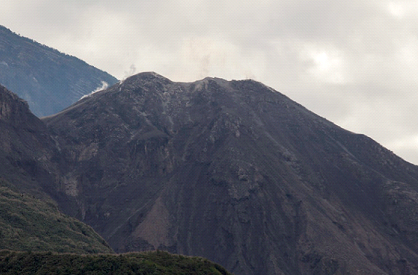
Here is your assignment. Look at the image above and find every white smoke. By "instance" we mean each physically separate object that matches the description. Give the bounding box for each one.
[123,64,137,80]
[79,81,109,100]
[117,64,137,87]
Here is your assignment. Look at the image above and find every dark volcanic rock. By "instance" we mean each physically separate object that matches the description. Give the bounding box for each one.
[0,84,58,196]
[44,72,418,274]
[0,25,118,117]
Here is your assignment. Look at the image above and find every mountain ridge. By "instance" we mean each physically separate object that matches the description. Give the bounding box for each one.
[0,84,59,196]
[0,25,118,117]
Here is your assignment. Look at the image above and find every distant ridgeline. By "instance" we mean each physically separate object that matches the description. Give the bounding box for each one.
[0,25,118,117]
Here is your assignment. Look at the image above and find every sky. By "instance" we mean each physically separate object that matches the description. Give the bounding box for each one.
[1,0,418,164]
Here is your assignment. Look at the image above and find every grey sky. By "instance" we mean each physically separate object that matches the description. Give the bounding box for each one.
[2,0,418,164]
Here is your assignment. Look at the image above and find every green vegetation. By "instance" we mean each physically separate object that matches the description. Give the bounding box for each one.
[0,179,112,254]
[0,250,232,275]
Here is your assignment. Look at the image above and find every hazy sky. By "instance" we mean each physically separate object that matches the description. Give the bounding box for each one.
[2,0,418,164]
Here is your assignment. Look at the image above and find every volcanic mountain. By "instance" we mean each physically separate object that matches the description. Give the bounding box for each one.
[42,72,418,275]
[0,25,118,117]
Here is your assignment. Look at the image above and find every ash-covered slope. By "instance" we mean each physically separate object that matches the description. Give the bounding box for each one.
[45,72,418,275]
[0,25,118,117]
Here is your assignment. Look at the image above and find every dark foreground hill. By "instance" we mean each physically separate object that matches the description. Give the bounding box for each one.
[43,72,418,275]
[0,25,118,117]
[0,250,231,275]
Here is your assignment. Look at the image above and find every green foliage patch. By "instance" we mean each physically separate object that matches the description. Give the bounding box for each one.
[0,250,232,275]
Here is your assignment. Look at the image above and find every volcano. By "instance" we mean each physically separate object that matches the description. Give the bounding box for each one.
[38,72,418,274]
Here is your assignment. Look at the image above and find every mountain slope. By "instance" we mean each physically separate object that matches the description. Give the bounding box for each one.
[0,84,59,196]
[0,84,113,254]
[44,72,418,275]
[0,84,234,274]
[0,25,118,117]
[0,179,112,254]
